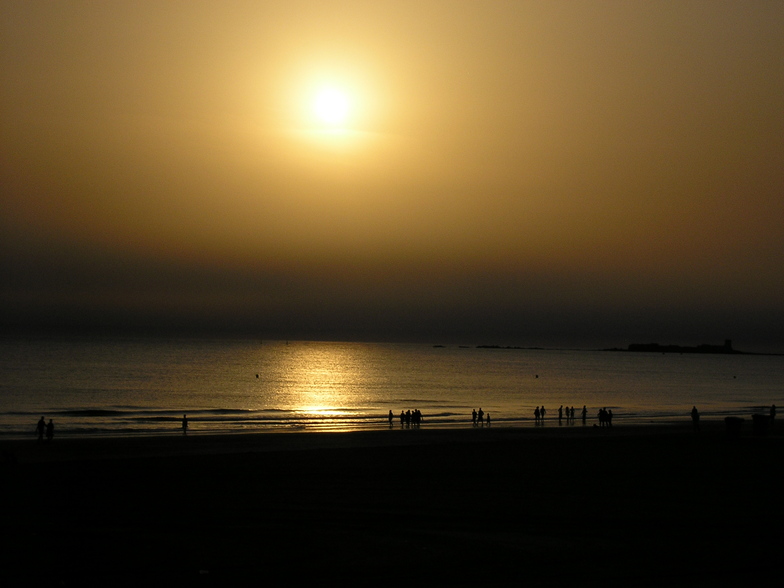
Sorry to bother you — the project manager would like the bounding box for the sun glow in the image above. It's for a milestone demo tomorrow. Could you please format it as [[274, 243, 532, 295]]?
[[271, 68, 388, 154], [313, 87, 350, 126]]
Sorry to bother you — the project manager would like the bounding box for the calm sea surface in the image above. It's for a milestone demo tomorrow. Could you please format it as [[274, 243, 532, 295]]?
[[1, 337, 781, 438]]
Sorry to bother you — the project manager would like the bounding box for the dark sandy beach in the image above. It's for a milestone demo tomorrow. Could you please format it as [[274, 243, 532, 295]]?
[[2, 422, 782, 587]]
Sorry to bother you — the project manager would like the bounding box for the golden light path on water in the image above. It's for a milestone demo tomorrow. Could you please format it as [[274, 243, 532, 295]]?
[[256, 342, 378, 430]]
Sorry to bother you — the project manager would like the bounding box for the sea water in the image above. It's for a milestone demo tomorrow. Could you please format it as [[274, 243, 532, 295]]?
[[0, 336, 781, 437]]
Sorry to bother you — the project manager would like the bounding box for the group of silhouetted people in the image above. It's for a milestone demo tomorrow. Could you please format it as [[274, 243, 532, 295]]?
[[35, 416, 54, 442], [471, 408, 490, 426], [558, 405, 578, 423], [391, 409, 423, 427], [597, 408, 613, 427], [534, 405, 603, 426]]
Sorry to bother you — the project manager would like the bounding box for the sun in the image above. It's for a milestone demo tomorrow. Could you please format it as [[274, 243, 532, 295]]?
[[313, 87, 350, 126]]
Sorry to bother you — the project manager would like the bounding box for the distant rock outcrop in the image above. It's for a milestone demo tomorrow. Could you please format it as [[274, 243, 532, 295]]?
[[626, 340, 738, 354]]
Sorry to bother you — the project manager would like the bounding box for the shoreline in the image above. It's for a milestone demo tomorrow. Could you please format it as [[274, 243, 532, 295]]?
[[0, 414, 771, 445], [2, 419, 777, 464]]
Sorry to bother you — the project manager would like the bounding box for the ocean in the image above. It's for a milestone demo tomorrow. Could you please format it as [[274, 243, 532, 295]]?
[[1, 336, 781, 438]]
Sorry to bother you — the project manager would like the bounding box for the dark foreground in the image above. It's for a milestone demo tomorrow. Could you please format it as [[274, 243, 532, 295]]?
[[2, 423, 782, 586]]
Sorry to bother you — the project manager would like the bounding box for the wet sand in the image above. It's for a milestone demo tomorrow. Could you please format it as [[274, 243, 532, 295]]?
[[2, 422, 782, 586]]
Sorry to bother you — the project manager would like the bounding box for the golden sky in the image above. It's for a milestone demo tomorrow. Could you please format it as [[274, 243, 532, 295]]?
[[2, 1, 783, 350]]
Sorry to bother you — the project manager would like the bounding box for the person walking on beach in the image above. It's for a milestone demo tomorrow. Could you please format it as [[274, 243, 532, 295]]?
[[36, 416, 46, 442], [46, 419, 54, 442], [581, 406, 587, 424], [388, 410, 394, 426], [534, 406, 540, 424], [181, 414, 188, 435], [477, 408, 484, 426], [472, 409, 478, 426], [691, 406, 700, 431]]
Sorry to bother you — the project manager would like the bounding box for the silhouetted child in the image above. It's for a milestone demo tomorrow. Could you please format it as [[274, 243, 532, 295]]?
[[46, 419, 54, 442]]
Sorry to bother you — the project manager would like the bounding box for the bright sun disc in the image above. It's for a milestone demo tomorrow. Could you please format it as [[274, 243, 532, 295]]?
[[314, 88, 350, 126]]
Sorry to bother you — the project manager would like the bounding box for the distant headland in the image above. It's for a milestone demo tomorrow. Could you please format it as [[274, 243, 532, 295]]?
[[608, 339, 772, 355], [432, 340, 780, 355]]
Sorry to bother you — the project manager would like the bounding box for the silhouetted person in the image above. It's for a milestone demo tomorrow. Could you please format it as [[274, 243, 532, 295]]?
[[182, 414, 188, 435], [388, 410, 394, 426], [534, 406, 540, 424], [541, 406, 546, 421], [570, 406, 575, 422], [607, 409, 613, 428], [581, 405, 587, 424], [486, 413, 491, 426], [400, 410, 405, 426], [477, 408, 484, 426], [472, 409, 477, 426], [46, 419, 54, 442], [691, 406, 700, 431], [558, 405, 563, 423], [36, 416, 46, 442]]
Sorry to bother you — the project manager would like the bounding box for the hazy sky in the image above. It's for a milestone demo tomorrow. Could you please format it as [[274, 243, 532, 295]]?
[[2, 1, 783, 350]]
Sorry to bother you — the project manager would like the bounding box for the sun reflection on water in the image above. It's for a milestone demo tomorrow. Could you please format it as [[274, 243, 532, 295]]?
[[296, 406, 350, 418], [255, 341, 380, 418]]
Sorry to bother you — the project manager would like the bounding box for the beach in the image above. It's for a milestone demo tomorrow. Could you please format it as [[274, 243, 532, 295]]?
[[2, 422, 782, 586]]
